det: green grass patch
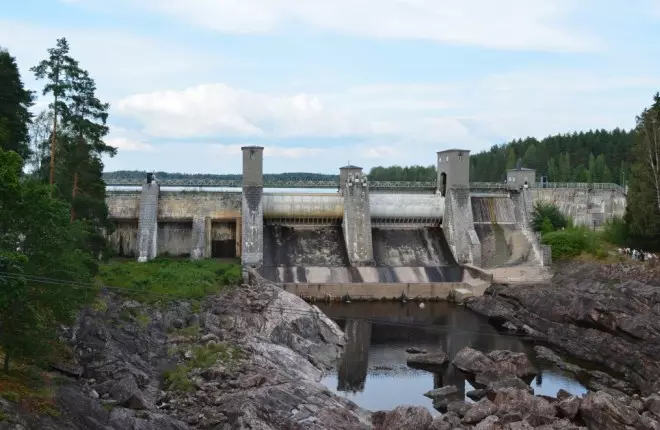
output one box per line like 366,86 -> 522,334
97,257 -> 242,303
169,324 -> 201,337
163,343 -> 242,393
0,363 -> 60,417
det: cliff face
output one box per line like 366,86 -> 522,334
0,279 -> 371,429
465,261 -> 660,394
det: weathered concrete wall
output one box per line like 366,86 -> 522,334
281,281 -> 469,300
108,220 -> 139,257
136,183 -> 159,262
157,222 -> 193,256
342,172 -> 374,265
242,187 -> 263,266
158,192 -> 241,220
371,227 -> 456,266
532,188 -> 626,226
106,192 -> 140,219
262,194 -> 343,219
443,188 -> 480,265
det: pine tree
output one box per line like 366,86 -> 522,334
31,38 -> 77,189
0,48 -> 34,161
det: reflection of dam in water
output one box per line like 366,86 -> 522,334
471,196 -> 533,268
262,224 -> 461,283
319,302 -> 588,415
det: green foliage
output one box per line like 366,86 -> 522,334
98,258 -> 242,303
531,202 -> 569,233
0,48 -> 35,160
625,92 -> 660,251
601,217 -> 630,247
542,227 -> 603,260
164,343 -> 242,392
0,148 -> 96,372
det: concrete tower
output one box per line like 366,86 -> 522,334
136,172 -> 159,262
340,165 -> 374,265
241,146 -> 264,266
436,149 -> 471,196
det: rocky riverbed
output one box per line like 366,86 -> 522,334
1,261 -> 660,429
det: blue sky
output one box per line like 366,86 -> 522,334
2,0 -> 660,174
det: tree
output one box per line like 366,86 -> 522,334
31,38 -> 77,189
587,153 -> 596,184
505,147 -> 517,170
522,144 -> 538,170
0,48 -> 34,161
625,93 -> 660,248
27,110 -> 54,175
0,148 -> 96,372
531,202 -> 569,233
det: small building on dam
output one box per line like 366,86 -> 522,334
105,147 -> 627,297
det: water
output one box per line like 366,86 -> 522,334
318,302 -> 587,415
371,227 -> 456,267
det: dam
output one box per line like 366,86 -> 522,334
105,147 -> 627,294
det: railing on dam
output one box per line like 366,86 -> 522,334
105,177 -> 626,194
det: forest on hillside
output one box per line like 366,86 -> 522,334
367,128 -> 635,184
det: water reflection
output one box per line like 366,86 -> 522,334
318,302 -> 587,415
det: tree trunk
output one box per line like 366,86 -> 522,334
49,104 -> 57,194
3,351 -> 9,373
70,172 -> 79,222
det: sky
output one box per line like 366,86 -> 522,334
2,0 -> 660,174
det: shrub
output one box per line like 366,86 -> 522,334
542,227 -> 601,260
531,202 -> 569,233
601,216 -> 629,247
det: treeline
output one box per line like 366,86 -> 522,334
103,170 -> 339,182
365,129 -> 635,184
0,39 -> 113,371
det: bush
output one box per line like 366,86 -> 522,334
531,202 -> 569,233
601,216 -> 629,247
542,227 -> 601,260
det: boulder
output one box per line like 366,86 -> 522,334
376,405 -> 433,430
463,399 -> 498,424
557,396 -> 581,420
579,391 -> 641,429
407,351 -> 449,370
452,347 -> 536,381
490,387 -> 557,427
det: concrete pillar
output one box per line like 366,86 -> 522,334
190,216 -> 209,260
136,176 -> 159,262
340,165 -> 374,265
438,150 -> 480,265
241,146 -> 264,267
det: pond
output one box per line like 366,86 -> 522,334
317,301 -> 587,415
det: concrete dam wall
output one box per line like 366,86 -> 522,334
532,188 -> 626,226
261,224 -> 461,284
471,196 -> 534,269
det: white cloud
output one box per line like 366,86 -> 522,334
115,68 -> 660,154
210,144 -> 327,159
131,0 -> 599,52
106,137 -> 154,152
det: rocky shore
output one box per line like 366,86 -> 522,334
2,261 -> 660,429
465,261 -> 660,394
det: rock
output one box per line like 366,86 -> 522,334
467,388 -> 490,401
490,388 -> 557,427
485,376 -> 533,394
645,394 -> 660,418
474,415 -> 501,429
377,405 -> 433,430
200,333 -> 219,343
534,346 -> 584,375
557,396 -> 581,420
579,391 -> 641,429
108,376 -> 148,410
89,389 -> 99,399
463,399 -> 498,424
406,347 -> 427,354
424,385 -> 459,400
503,422 -> 534,429
465,262 -> 660,394
452,347 -> 537,381
406,351 -> 449,370
503,321 -> 518,331
446,401 -> 470,417
429,412 -> 464,430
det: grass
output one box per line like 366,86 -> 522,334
97,257 -> 242,303
163,343 -> 242,393
169,324 -> 201,337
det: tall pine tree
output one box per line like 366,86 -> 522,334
0,48 -> 34,161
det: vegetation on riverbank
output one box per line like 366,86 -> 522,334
98,258 -> 242,303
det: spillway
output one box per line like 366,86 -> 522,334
471,196 -> 532,268
262,224 -> 462,283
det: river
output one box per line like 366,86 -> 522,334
317,301 -> 587,415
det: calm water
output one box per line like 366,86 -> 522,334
317,302 -> 587,415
